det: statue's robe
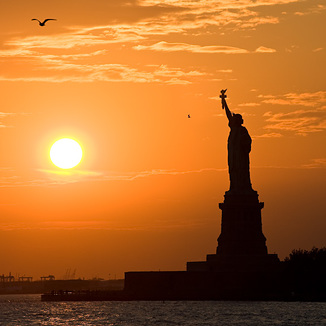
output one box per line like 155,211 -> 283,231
227,119 -> 253,193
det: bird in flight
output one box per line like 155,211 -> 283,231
31,19 -> 57,26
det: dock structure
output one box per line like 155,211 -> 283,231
0,273 -> 15,282
18,276 -> 33,282
41,275 -> 55,281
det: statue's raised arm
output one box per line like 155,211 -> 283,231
220,89 -> 232,122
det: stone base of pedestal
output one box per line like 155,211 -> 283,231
187,190 -> 280,273
187,253 -> 280,272
217,191 -> 268,255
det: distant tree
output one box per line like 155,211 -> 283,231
283,247 -> 326,300
284,247 -> 326,269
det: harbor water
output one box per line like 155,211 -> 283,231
0,294 -> 325,325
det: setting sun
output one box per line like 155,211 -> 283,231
50,138 -> 83,169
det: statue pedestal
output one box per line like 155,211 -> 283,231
187,191 -> 279,272
217,191 -> 267,256
125,191 -> 281,300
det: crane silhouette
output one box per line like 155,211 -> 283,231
32,19 -> 57,26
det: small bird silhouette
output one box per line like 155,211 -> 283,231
32,19 -> 57,26
188,114 -> 191,118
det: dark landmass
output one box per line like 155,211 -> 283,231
41,247 -> 326,302
0,279 -> 124,295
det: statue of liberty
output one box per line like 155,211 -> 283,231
220,89 -> 254,194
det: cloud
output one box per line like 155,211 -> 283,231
134,42 -> 277,54
133,41 -> 248,54
0,112 -> 14,117
253,132 -> 283,138
0,112 -> 16,128
0,0 -> 295,86
0,49 -> 34,57
238,102 -> 261,107
0,0 -> 319,86
138,0 -> 298,9
40,169 -> 102,177
0,55 -> 205,84
135,0 -> 302,32
255,46 -> 276,53
252,91 -> 326,135
6,27 -> 144,50
263,107 -> 326,135
209,96 -> 221,101
1,36 -> 208,84
0,220 -> 153,231
0,169 -> 103,188
102,168 -> 225,181
134,41 -> 250,54
293,3 -> 326,16
1,0 -> 297,57
0,218 -> 209,231
301,158 -> 326,169
261,91 -> 326,107
0,167 -> 225,188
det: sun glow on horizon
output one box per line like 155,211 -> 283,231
50,138 -> 83,169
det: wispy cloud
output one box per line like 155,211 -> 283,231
263,107 -> 326,135
134,41 -> 276,54
102,168 -> 225,181
0,112 -> 15,128
253,132 -> 283,138
255,46 -> 276,53
0,218 -> 209,231
134,41 -> 250,54
0,167 -> 226,188
0,0 -> 321,86
40,169 -> 102,177
136,0 -> 304,33
240,91 -> 326,136
0,54 -> 206,84
0,0 -> 303,86
238,102 -> 261,107
260,91 -> 326,107
37,169 -> 104,186
0,112 -> 15,117
301,158 -> 326,169
138,0 -> 299,9
0,168 -> 102,187
6,27 -> 144,49
293,3 -> 326,16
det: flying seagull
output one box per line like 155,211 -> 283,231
32,19 -> 57,26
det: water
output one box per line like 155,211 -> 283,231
0,295 -> 326,326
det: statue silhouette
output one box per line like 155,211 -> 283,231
220,90 -> 254,194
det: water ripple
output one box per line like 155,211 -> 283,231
0,295 -> 325,326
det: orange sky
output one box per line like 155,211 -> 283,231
0,0 -> 325,279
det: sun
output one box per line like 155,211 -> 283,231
50,138 -> 83,169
